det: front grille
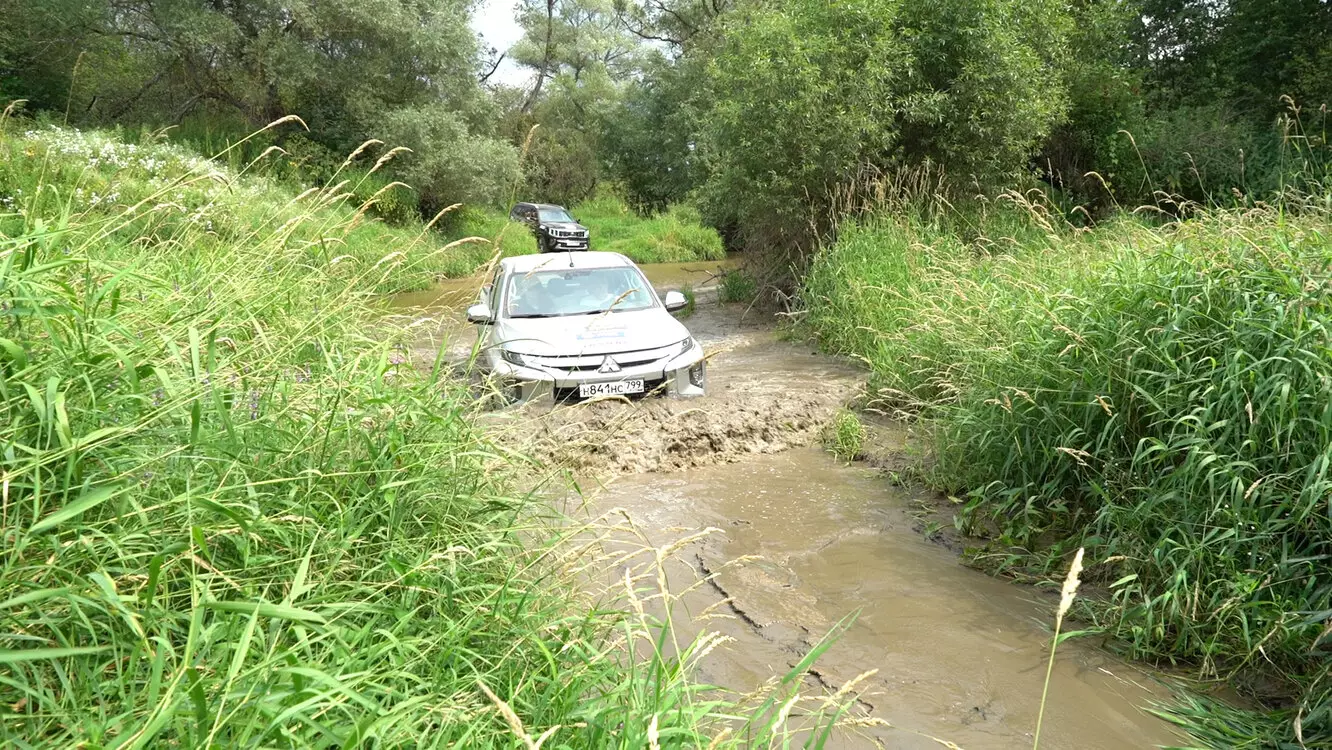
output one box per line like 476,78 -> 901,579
525,344 -> 677,371
559,355 -> 661,373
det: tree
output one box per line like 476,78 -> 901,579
513,0 -> 639,111
508,0 -> 641,204
686,0 -> 1073,252
602,58 -> 707,213
616,0 -> 732,48
1,0 -> 489,142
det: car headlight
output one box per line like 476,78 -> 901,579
501,349 -> 528,367
677,337 -> 696,356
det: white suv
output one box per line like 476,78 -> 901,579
466,251 -> 706,403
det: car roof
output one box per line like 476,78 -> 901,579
512,202 -> 569,211
501,251 -> 634,274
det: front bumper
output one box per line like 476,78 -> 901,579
544,236 -> 589,251
482,344 -> 706,403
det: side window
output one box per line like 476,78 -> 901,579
483,267 -> 503,308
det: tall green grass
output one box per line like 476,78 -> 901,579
574,193 -> 726,263
0,117 -> 854,747
800,204 -> 1332,747
0,122 -> 526,291
437,194 -> 727,270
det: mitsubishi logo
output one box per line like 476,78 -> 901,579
597,356 -> 621,374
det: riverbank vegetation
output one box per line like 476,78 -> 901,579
0,108 -> 850,746
801,201 -> 1332,746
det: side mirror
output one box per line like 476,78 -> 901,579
467,303 -> 492,324
663,290 -> 688,313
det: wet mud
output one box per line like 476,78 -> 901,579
395,263 -> 1184,749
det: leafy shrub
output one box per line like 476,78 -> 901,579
377,104 -> 523,216
692,0 -> 1072,253
718,269 -> 758,303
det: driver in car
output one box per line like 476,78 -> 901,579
509,277 -> 554,316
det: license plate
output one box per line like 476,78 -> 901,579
579,380 -> 644,398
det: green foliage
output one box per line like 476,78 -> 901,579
505,0 -> 639,209
378,104 -> 523,216
437,207 -> 537,277
821,410 -> 864,464
575,193 -> 725,263
0,116 -> 850,749
686,0 -> 1073,253
800,207 -> 1332,747
1132,0 -> 1332,118
0,0 -> 511,224
677,284 -> 697,318
0,123 -> 556,747
601,60 -> 706,214
718,268 -> 758,303
0,123 -> 527,289
3,0 -> 488,135
523,123 -> 602,207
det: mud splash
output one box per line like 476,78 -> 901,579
486,306 -> 861,474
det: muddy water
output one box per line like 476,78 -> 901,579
583,450 -> 1181,748
393,263 -> 1181,748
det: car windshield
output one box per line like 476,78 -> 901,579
538,208 -> 574,223
504,267 -> 655,318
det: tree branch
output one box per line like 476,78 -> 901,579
479,51 -> 507,84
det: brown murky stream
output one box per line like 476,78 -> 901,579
577,452 -> 1181,749
395,261 -> 1183,749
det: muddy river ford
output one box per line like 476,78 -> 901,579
394,261 -> 1184,749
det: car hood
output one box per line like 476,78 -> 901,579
494,307 -> 689,356
539,221 -> 587,233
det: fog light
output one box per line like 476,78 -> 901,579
688,361 -> 705,388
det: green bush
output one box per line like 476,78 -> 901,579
800,207 -> 1332,747
821,410 -> 864,463
377,104 -> 523,217
718,269 -> 758,303
691,0 -> 1072,253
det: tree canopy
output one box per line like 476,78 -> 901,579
3,0 -> 1328,232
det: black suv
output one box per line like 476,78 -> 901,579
509,202 -> 590,253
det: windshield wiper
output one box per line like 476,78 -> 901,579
508,313 -> 563,319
